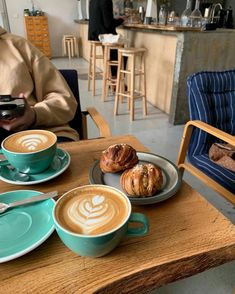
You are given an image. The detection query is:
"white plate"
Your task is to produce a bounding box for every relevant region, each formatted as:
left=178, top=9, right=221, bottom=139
left=89, top=152, right=182, bottom=205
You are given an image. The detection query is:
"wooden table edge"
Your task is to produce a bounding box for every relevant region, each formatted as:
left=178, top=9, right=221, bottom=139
left=94, top=244, right=235, bottom=294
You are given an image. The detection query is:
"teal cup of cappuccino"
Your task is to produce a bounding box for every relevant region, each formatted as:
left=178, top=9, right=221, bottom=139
left=53, top=185, right=149, bottom=257
left=0, top=129, right=57, bottom=174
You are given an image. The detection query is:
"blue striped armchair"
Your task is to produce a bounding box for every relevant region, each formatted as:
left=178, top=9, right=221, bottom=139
left=177, top=69, right=235, bottom=204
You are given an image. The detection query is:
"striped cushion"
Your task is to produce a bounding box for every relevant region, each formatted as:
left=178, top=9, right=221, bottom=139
left=190, top=154, right=235, bottom=194
left=187, top=69, right=235, bottom=194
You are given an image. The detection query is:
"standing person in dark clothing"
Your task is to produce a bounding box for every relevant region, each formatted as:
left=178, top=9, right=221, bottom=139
left=88, top=0, right=126, bottom=77
left=88, top=0, right=124, bottom=41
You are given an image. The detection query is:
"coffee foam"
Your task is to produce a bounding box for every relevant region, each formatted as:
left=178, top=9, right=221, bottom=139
left=56, top=187, right=130, bottom=236
left=3, top=130, right=56, bottom=153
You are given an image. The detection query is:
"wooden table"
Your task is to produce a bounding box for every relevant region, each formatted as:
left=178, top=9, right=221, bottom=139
left=1, top=135, right=235, bottom=293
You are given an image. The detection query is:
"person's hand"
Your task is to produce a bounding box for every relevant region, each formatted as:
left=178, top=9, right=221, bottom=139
left=118, top=15, right=129, bottom=23
left=0, top=93, right=36, bottom=132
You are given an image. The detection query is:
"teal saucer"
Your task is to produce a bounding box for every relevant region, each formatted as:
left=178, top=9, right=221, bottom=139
left=0, top=148, right=70, bottom=185
left=0, top=190, right=55, bottom=263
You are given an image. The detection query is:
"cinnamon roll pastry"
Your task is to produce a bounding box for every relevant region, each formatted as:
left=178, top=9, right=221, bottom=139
left=120, top=163, right=163, bottom=197
left=100, top=144, right=138, bottom=173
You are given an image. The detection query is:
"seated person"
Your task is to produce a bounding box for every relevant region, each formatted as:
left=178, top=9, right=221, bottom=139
left=0, top=26, right=79, bottom=144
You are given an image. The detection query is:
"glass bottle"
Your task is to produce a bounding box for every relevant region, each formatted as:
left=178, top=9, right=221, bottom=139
left=159, top=4, right=168, bottom=25
left=180, top=0, right=192, bottom=27
left=225, top=6, right=234, bottom=29
left=189, top=0, right=202, bottom=27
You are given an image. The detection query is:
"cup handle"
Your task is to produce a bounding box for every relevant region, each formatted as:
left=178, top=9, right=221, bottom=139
left=126, top=212, right=149, bottom=237
left=0, top=149, right=9, bottom=166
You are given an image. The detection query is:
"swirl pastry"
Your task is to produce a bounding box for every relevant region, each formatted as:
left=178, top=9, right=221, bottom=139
left=120, top=163, right=163, bottom=197
left=100, top=144, right=138, bottom=173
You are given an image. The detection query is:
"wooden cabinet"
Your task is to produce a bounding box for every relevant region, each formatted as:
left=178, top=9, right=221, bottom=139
left=24, top=16, right=52, bottom=58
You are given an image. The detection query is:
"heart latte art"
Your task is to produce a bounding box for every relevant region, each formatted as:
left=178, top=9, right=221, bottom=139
left=3, top=130, right=56, bottom=153
left=56, top=187, right=129, bottom=235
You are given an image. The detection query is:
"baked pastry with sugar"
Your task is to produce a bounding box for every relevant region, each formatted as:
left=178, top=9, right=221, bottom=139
left=100, top=144, right=138, bottom=173
left=120, top=163, right=163, bottom=197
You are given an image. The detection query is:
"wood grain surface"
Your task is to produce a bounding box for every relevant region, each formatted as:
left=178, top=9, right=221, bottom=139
left=0, top=135, right=235, bottom=293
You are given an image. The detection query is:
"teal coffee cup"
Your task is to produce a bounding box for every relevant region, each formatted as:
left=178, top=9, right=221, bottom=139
left=53, top=185, right=149, bottom=257
left=0, top=129, right=57, bottom=174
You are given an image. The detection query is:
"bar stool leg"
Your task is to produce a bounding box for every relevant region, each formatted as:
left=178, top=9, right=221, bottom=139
left=73, top=37, right=78, bottom=56
left=130, top=54, right=135, bottom=121
left=66, top=40, right=71, bottom=59
left=69, top=40, right=72, bottom=59
left=126, top=60, right=131, bottom=110
left=120, top=69, right=125, bottom=104
left=114, top=50, right=122, bottom=115
left=62, top=36, right=66, bottom=56
left=71, top=39, right=74, bottom=58
left=102, top=46, right=108, bottom=101
left=88, top=44, right=92, bottom=92
left=92, top=44, right=96, bottom=96
left=141, top=52, right=147, bottom=116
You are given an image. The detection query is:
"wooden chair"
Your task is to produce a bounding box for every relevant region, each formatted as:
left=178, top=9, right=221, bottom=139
left=59, top=69, right=111, bottom=140
left=177, top=69, right=235, bottom=205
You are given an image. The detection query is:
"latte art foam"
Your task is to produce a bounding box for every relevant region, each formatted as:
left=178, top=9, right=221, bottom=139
left=3, top=130, right=56, bottom=153
left=17, top=134, right=49, bottom=151
left=68, top=195, right=120, bottom=235
left=56, top=187, right=129, bottom=236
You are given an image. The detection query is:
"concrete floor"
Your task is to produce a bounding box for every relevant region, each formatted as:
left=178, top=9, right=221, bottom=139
left=52, top=57, right=235, bottom=294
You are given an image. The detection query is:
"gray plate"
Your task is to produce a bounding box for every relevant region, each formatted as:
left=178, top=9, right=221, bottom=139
left=89, top=152, right=182, bottom=205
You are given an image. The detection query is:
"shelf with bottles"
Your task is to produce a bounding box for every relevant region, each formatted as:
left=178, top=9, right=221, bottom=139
left=180, top=0, right=192, bottom=27
left=189, top=0, right=202, bottom=27
left=123, top=22, right=202, bottom=31
left=23, top=0, right=44, bottom=17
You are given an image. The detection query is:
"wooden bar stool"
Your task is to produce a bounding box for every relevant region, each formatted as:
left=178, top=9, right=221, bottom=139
left=114, top=47, right=147, bottom=121
left=102, top=42, right=124, bottom=101
left=88, top=41, right=104, bottom=96
left=62, top=35, right=79, bottom=59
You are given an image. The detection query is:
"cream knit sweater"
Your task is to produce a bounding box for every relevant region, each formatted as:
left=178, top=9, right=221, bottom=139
left=0, top=27, right=79, bottom=140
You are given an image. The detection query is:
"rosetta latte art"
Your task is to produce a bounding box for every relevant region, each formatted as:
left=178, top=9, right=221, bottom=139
left=17, top=134, right=49, bottom=151
left=67, top=195, right=120, bottom=235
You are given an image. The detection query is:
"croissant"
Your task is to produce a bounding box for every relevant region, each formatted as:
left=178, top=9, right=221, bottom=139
left=120, top=163, right=163, bottom=197
left=100, top=144, right=138, bottom=173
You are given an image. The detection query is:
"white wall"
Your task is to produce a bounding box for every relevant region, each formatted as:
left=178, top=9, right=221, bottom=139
left=5, top=0, right=80, bottom=57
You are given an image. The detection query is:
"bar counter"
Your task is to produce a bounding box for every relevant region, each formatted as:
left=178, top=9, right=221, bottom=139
left=76, top=20, right=235, bottom=124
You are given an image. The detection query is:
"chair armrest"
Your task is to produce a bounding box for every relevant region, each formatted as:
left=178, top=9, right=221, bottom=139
left=188, top=120, right=235, bottom=144
left=85, top=107, right=111, bottom=138
left=177, top=120, right=235, bottom=166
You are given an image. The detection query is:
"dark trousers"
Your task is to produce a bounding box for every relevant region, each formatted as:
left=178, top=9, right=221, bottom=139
left=110, top=49, right=127, bottom=77
left=110, top=49, right=118, bottom=77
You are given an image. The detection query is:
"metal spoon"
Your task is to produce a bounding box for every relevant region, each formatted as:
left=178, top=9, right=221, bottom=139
left=0, top=158, right=30, bottom=182
left=0, top=191, right=58, bottom=214
left=8, top=166, right=31, bottom=182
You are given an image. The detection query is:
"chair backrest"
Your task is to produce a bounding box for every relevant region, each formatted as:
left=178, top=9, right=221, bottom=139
left=187, top=69, right=235, bottom=156
left=59, top=69, right=85, bottom=140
